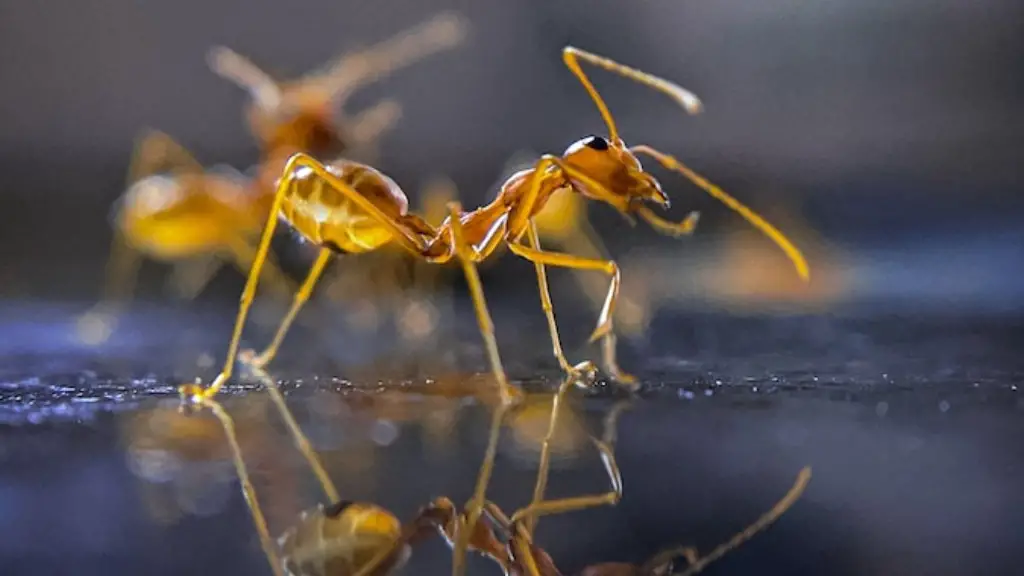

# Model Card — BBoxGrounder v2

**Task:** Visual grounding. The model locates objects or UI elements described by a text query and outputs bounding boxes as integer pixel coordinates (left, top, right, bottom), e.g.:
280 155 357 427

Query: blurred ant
179 45 809 570
208 11 468 185
76 14 467 345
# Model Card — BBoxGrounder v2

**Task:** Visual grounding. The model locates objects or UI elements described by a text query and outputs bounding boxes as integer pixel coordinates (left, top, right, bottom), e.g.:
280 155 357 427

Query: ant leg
206 46 282 111
242 362 339 503
167 255 224 301
76 228 142 346
523 373 576 536
179 157 305 402
663 467 812 576
224 237 296 299
525 223 597 379
198 396 284 576
127 129 205 180
317 11 469 104
630 145 810 281
506 238 636 387
508 431 623 526
348 98 403 149
446 200 518 576
248 247 333 369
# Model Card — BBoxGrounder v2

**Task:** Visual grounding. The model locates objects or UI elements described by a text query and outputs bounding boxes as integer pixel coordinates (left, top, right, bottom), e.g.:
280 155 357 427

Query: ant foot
568 360 599 389
177 380 207 413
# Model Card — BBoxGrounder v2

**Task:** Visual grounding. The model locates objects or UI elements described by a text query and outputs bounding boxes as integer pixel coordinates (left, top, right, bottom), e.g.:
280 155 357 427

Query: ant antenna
658 466 812 576
562 46 703 142
207 46 283 111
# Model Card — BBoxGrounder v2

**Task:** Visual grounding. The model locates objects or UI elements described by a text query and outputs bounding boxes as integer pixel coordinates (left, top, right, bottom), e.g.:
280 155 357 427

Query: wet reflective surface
1 299 1022 575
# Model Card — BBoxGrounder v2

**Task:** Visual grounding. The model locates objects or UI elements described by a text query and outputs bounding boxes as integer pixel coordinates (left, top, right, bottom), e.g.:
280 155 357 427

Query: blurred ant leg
206 46 282 110
509 429 623 526
127 130 206 181
659 467 813 576
166 255 224 301
250 248 333 368
446 200 517 576
319 11 469 104
225 237 296 298
76 230 142 345
630 145 809 281
507 237 636 386
244 362 340 503
200 396 284 576
348 98 403 148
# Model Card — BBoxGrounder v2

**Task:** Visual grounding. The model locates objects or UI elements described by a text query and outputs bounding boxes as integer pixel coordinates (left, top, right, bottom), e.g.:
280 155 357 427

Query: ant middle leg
508 232 636 387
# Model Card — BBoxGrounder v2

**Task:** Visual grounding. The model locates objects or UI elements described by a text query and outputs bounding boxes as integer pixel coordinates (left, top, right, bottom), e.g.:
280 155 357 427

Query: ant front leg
526 222 599 382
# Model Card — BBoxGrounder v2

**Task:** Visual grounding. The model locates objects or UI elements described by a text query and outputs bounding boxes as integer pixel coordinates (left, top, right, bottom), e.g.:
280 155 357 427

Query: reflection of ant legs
522 380 628 536
190 395 285 576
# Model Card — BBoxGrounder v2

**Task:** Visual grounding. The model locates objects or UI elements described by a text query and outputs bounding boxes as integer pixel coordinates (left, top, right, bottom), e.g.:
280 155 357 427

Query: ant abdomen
277 159 410 254
278 501 410 576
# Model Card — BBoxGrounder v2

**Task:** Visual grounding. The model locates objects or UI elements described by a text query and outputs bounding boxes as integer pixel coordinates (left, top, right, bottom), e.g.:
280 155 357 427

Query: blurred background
1 1 1023 575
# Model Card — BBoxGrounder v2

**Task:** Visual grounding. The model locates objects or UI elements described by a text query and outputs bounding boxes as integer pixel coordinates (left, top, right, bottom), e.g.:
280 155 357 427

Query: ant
177 44 809 402
191 364 811 576
76 13 467 345
179 44 810 571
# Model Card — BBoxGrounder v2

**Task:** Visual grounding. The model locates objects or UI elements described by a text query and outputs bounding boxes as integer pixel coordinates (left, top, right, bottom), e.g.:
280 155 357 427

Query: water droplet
938 400 950 413
875 401 889 418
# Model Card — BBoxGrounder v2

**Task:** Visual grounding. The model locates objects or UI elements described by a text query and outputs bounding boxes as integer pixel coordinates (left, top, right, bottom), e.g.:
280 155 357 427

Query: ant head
562 135 669 214
279 500 409 576
245 88 347 158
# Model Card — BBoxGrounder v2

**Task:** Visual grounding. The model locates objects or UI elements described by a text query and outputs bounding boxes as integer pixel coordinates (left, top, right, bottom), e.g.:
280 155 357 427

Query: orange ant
177 44 809 399
190 365 811 576
208 11 469 186
77 14 467 345
178 45 811 573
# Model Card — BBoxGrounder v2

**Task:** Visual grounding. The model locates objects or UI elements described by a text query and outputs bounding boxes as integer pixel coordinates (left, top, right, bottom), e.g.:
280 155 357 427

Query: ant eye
584 135 609 151
323 500 354 519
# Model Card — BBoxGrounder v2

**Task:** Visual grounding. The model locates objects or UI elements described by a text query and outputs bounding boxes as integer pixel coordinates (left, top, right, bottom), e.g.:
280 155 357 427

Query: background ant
76 13 468 346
